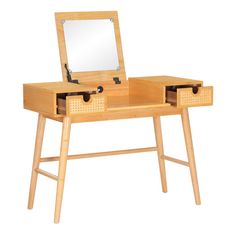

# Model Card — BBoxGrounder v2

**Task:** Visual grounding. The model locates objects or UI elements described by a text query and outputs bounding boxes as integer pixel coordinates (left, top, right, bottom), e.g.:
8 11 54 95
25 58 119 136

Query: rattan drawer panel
58 94 106 115
166 86 213 108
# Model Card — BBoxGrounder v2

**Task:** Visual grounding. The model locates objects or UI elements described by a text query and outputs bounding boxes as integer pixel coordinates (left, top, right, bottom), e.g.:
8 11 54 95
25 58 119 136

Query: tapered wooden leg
181 108 201 205
153 116 167 193
54 117 71 224
28 114 46 209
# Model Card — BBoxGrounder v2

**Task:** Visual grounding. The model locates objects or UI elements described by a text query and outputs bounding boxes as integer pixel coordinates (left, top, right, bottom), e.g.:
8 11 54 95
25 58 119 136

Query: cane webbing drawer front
167 86 213 108
66 94 106 115
178 86 213 107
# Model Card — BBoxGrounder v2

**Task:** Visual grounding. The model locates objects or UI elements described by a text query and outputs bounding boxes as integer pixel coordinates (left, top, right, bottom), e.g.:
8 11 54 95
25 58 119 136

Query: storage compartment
57 93 107 115
129 76 204 106
166 86 213 108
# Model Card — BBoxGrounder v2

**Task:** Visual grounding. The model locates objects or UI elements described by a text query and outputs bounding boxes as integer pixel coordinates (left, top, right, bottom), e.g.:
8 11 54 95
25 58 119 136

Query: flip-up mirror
55 12 126 83
63 19 119 72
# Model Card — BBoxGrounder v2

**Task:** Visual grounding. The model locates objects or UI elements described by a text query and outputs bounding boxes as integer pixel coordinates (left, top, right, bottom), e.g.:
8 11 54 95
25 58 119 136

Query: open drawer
166 86 213 108
57 94 107 115
129 76 213 108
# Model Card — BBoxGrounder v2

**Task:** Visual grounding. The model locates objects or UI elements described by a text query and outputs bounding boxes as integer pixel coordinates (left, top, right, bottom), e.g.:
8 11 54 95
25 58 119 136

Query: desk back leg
28 114 46 209
181 108 201 205
153 116 168 193
54 116 71 223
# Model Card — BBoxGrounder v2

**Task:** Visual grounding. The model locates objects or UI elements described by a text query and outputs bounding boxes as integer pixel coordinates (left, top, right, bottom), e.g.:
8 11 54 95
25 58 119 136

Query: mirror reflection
63 19 120 72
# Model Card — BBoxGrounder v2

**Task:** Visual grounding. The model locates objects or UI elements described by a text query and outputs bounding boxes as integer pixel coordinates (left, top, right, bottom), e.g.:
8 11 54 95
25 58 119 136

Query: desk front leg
54 116 71 223
153 116 167 193
28 113 46 209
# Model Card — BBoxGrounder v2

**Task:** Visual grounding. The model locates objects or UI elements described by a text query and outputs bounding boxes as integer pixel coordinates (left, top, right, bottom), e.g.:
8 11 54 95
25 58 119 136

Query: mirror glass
63 19 120 72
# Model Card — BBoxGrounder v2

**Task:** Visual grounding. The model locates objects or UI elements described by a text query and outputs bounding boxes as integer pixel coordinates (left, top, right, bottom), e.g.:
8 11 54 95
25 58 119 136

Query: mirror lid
55 11 126 83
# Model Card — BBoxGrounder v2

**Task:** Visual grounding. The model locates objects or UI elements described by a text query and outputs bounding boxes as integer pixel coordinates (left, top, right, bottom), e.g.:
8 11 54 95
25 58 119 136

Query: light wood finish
161 155 189 167
24 82 97 93
36 105 182 123
57 94 107 115
54 116 71 223
67 94 107 115
166 86 213 108
24 82 97 115
108 102 170 111
24 84 57 115
28 114 46 209
24 11 214 223
181 108 201 205
129 76 203 106
129 76 203 87
35 168 58 181
23 76 211 120
129 78 166 104
69 106 182 123
83 80 129 97
40 147 158 162
153 116 167 193
55 11 126 83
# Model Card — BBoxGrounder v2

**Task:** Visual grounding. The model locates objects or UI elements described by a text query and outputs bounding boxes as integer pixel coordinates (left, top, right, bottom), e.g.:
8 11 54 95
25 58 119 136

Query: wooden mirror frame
55 11 126 83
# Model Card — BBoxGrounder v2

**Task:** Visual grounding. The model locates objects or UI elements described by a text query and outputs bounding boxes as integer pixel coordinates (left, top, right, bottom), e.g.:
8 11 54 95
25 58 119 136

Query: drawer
166 86 213 108
58 94 107 115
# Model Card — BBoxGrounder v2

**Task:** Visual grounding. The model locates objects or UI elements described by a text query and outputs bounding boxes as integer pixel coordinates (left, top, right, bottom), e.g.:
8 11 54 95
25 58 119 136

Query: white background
0 0 235 235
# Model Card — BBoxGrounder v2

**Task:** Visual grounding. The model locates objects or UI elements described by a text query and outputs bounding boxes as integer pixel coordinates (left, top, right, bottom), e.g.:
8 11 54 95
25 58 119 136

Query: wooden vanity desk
24 11 213 223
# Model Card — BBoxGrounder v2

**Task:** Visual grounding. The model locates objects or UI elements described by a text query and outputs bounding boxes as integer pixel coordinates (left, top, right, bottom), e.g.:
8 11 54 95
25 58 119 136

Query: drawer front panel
177 86 213 108
66 94 106 115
